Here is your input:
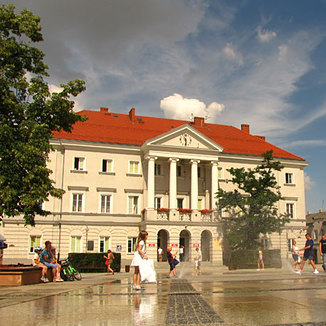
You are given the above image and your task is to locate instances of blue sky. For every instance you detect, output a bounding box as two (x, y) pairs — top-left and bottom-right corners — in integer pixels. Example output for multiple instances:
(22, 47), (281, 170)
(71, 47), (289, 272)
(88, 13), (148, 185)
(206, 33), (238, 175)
(6, 0), (326, 213)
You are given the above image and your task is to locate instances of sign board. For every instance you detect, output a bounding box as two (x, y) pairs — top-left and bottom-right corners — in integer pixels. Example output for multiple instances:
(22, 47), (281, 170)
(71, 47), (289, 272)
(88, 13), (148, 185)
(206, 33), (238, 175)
(171, 243), (178, 247)
(193, 243), (200, 248)
(148, 243), (156, 247)
(116, 245), (122, 251)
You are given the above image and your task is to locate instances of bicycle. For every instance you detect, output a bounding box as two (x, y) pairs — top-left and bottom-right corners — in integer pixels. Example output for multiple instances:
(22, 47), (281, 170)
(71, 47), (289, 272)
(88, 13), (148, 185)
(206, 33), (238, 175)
(60, 258), (82, 281)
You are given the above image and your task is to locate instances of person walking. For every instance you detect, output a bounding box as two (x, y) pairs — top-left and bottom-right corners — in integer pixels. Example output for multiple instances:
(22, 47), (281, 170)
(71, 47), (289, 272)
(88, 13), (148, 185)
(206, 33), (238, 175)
(257, 247), (264, 271)
(131, 231), (156, 290)
(194, 247), (202, 275)
(296, 233), (319, 274)
(157, 247), (163, 262)
(167, 246), (179, 277)
(104, 249), (115, 275)
(291, 240), (301, 271)
(319, 234), (326, 272)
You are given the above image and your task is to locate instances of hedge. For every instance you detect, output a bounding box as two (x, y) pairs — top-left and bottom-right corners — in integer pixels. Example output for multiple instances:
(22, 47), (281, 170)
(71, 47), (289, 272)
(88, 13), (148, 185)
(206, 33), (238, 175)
(68, 253), (121, 273)
(228, 249), (281, 270)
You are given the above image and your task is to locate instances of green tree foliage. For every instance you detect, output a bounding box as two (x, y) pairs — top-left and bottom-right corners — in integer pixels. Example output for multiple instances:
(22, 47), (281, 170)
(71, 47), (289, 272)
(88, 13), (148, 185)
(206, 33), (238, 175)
(0, 5), (86, 225)
(216, 150), (290, 250)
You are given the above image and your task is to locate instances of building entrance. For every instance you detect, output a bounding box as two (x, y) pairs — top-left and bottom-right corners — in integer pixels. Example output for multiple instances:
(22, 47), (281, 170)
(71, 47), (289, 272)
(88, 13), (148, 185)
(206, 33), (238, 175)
(157, 229), (169, 261)
(179, 230), (191, 261)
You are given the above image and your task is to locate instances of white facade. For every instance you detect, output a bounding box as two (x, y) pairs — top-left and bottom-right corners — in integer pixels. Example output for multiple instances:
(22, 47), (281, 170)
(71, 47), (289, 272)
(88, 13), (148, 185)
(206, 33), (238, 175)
(0, 114), (308, 265)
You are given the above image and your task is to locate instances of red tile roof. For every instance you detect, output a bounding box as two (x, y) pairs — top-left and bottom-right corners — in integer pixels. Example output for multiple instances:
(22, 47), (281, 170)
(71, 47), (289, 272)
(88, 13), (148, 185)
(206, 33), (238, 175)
(52, 109), (304, 161)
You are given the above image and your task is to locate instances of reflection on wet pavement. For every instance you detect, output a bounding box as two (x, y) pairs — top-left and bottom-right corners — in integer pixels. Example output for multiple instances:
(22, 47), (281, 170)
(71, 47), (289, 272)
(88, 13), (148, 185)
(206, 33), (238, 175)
(1, 265), (326, 325)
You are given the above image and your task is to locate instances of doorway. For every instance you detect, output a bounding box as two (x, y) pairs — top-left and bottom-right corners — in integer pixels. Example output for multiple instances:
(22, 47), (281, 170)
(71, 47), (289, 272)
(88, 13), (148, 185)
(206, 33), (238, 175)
(157, 229), (169, 261)
(179, 229), (191, 261)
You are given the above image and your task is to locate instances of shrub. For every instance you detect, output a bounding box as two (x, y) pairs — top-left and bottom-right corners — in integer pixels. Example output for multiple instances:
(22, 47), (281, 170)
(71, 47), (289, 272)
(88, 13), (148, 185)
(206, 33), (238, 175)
(68, 253), (121, 273)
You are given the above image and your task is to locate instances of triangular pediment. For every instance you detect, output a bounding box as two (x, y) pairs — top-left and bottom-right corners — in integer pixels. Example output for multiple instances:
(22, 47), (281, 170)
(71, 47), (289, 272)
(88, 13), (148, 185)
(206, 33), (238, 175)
(143, 124), (223, 151)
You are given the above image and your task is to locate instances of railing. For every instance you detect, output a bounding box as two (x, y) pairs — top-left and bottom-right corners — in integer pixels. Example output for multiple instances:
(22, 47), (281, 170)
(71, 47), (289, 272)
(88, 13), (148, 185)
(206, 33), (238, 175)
(179, 213), (191, 221)
(157, 212), (169, 220)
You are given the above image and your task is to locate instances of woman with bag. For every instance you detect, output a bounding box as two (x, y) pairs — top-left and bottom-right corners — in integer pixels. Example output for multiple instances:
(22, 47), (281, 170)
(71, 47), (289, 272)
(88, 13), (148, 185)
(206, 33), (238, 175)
(130, 230), (156, 290)
(104, 249), (115, 275)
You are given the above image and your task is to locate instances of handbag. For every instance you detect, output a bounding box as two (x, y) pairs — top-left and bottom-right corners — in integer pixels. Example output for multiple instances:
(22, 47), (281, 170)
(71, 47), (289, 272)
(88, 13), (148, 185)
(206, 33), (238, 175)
(174, 259), (179, 266)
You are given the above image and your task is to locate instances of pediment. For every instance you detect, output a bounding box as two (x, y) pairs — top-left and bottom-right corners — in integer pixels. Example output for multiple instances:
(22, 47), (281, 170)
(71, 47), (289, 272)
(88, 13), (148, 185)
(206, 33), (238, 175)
(143, 124), (223, 151)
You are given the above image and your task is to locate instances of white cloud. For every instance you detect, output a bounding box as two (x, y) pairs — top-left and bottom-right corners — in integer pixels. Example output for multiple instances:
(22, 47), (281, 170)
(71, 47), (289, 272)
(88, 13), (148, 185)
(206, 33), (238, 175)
(305, 174), (315, 191)
(283, 139), (326, 149)
(160, 93), (224, 121)
(223, 43), (243, 65)
(257, 26), (277, 42)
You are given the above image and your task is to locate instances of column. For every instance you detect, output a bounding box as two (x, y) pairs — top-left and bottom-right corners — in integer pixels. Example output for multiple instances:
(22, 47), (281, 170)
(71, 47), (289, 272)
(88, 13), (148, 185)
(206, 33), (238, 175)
(211, 161), (218, 210)
(191, 160), (200, 210)
(147, 157), (156, 210)
(169, 158), (178, 209)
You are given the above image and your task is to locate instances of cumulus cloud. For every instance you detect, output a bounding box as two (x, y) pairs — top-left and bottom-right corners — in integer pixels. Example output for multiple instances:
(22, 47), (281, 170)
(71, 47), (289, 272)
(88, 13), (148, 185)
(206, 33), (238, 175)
(305, 174), (315, 191)
(257, 26), (277, 42)
(160, 93), (224, 121)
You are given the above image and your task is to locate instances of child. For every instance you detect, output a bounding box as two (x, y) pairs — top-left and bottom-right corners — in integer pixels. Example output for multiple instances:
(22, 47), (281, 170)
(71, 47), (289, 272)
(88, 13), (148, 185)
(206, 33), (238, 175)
(130, 231), (156, 290)
(292, 240), (301, 271)
(194, 247), (202, 275)
(167, 246), (179, 277)
(257, 247), (264, 271)
(296, 233), (319, 274)
(104, 249), (115, 275)
(33, 247), (49, 282)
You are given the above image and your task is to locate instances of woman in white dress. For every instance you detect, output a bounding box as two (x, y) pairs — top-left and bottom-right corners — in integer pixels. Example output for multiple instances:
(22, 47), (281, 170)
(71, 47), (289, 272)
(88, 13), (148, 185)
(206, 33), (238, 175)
(131, 230), (156, 290)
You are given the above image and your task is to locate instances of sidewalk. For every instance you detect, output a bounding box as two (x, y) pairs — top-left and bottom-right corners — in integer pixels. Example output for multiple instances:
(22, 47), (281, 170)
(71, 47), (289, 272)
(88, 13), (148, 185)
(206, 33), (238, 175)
(0, 262), (326, 325)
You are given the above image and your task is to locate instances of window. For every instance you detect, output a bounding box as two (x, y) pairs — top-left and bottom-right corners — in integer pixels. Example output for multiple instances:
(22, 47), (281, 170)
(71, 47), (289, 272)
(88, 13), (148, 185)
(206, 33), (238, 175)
(177, 165), (182, 177)
(30, 236), (41, 253)
(128, 237), (137, 254)
(154, 197), (162, 209)
(128, 196), (139, 214)
(287, 239), (295, 252)
(155, 163), (161, 176)
(177, 198), (183, 209)
(198, 199), (203, 210)
(102, 159), (113, 173)
(99, 237), (110, 253)
(101, 195), (111, 213)
(129, 161), (140, 174)
(218, 167), (223, 179)
(285, 173), (294, 184)
(74, 157), (85, 171)
(286, 203), (294, 218)
(71, 236), (81, 252)
(198, 167), (201, 178)
(72, 193), (83, 212)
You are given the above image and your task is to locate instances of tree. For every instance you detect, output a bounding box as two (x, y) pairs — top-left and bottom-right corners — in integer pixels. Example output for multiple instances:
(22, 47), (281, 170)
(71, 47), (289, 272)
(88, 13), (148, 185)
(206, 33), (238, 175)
(216, 150), (290, 250)
(0, 5), (86, 226)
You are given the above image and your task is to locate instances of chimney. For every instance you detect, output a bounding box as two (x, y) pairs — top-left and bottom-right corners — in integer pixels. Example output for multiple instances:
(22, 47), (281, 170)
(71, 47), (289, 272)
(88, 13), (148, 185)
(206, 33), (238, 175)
(100, 107), (109, 113)
(129, 107), (136, 122)
(255, 135), (266, 141)
(241, 124), (250, 134)
(193, 117), (205, 127)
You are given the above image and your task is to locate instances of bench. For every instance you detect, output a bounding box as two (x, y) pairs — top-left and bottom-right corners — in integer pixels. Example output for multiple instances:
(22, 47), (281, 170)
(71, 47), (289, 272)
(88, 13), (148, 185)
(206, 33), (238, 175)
(0, 265), (54, 286)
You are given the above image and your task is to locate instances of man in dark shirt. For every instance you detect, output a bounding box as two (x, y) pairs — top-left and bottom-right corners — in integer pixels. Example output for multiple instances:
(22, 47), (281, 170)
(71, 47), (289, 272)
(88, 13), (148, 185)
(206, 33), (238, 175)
(296, 233), (319, 274)
(319, 234), (326, 271)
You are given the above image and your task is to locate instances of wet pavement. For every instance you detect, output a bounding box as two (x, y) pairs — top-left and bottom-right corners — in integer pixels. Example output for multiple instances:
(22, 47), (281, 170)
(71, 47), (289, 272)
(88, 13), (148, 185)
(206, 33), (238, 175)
(1, 262), (326, 326)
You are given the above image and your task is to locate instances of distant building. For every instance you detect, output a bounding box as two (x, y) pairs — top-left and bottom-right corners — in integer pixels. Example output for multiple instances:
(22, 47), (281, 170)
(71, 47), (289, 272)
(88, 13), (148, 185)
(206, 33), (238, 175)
(1, 107), (308, 265)
(306, 209), (326, 263)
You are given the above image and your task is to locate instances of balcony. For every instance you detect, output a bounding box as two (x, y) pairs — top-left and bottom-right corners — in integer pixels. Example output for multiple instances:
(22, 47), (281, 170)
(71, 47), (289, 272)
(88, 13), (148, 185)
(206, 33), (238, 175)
(178, 208), (192, 222)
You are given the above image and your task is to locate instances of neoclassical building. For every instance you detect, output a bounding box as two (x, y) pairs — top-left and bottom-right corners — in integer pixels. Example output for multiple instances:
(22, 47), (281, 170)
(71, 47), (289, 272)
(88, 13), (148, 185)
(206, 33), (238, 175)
(1, 107), (308, 265)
